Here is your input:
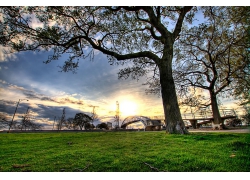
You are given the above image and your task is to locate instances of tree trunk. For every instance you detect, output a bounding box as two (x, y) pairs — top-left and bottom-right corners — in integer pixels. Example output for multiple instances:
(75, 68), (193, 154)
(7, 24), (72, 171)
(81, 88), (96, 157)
(79, 125), (83, 130)
(189, 120), (197, 129)
(209, 90), (225, 129)
(158, 59), (189, 134)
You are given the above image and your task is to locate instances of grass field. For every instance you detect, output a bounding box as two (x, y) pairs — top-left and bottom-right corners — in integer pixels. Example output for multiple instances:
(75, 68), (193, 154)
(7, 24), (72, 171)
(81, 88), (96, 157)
(0, 131), (249, 172)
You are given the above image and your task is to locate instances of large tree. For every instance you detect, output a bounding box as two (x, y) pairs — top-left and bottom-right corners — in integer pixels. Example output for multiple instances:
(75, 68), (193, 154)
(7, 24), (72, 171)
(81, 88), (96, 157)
(174, 6), (249, 127)
(144, 6), (249, 128)
(0, 6), (197, 134)
(232, 6), (250, 106)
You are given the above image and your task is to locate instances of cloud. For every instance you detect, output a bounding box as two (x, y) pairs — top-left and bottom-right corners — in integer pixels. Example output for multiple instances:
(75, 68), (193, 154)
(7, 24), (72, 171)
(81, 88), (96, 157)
(0, 79), (7, 84)
(0, 78), (95, 119)
(8, 81), (87, 106)
(0, 46), (17, 62)
(56, 97), (85, 105)
(9, 84), (30, 92)
(0, 19), (170, 129)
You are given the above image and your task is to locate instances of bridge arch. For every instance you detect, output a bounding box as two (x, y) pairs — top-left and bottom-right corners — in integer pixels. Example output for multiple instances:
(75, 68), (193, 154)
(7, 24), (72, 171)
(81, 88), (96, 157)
(120, 116), (162, 131)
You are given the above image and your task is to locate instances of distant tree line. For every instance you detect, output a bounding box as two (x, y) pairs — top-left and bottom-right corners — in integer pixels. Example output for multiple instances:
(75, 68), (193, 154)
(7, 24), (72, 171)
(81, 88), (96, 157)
(0, 113), (43, 131)
(55, 112), (110, 131)
(0, 109), (112, 131)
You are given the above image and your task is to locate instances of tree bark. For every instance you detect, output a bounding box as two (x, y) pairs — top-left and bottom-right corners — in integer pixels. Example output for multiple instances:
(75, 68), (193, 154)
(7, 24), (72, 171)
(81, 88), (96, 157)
(158, 58), (189, 134)
(189, 120), (197, 129)
(209, 90), (225, 128)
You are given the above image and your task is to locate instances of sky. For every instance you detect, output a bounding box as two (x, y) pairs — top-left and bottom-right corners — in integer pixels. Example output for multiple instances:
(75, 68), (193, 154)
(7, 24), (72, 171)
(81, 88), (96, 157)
(0, 5), (247, 130)
(0, 48), (166, 128)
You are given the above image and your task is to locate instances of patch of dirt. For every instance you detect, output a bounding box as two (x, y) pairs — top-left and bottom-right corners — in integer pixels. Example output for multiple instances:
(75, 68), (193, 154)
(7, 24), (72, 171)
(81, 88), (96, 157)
(12, 164), (30, 168)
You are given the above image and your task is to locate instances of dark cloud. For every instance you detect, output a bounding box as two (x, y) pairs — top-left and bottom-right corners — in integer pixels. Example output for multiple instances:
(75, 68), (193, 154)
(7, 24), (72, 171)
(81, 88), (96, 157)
(23, 91), (40, 100)
(29, 104), (91, 122)
(0, 50), (147, 102)
(6, 83), (58, 103)
(40, 96), (56, 102)
(57, 97), (84, 105)
(0, 99), (30, 119)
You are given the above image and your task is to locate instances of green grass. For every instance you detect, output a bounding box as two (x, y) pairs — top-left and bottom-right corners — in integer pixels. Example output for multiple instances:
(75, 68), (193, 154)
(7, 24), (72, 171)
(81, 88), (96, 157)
(0, 131), (249, 172)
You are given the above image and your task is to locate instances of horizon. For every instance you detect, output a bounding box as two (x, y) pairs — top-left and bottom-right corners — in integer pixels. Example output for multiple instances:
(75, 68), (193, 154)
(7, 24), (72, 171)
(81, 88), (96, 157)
(0, 49), (244, 129)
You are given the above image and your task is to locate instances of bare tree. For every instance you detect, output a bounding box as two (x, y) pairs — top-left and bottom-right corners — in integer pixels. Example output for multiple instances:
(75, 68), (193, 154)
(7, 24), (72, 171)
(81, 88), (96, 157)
(0, 113), (11, 129)
(20, 107), (31, 131)
(64, 117), (76, 130)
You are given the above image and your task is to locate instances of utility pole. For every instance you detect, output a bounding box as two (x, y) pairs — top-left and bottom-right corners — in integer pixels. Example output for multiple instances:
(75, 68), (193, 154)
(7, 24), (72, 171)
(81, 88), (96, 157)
(89, 105), (99, 128)
(89, 105), (99, 118)
(8, 99), (29, 132)
(59, 108), (66, 130)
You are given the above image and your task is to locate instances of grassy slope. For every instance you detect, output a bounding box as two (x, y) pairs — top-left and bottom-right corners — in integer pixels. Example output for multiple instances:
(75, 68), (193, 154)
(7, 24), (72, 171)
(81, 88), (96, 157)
(0, 131), (249, 172)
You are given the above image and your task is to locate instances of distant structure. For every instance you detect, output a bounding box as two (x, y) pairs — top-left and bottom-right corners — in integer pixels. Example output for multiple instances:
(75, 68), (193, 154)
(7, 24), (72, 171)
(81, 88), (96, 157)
(107, 122), (112, 130)
(121, 116), (162, 131)
(57, 108), (66, 130)
(89, 105), (99, 118)
(89, 105), (99, 127)
(114, 101), (120, 129)
(52, 116), (56, 130)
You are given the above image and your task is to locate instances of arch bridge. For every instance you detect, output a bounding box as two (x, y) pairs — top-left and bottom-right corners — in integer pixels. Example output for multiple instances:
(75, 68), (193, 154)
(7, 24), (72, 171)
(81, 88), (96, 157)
(120, 116), (162, 131)
(120, 109), (237, 130)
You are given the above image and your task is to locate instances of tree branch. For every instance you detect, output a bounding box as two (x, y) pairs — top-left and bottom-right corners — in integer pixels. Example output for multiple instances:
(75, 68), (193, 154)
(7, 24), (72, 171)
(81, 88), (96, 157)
(83, 36), (161, 63)
(173, 6), (193, 39)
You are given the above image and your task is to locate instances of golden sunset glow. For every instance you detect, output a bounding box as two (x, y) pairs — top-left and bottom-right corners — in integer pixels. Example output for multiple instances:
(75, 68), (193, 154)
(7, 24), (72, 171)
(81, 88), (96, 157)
(120, 100), (138, 117)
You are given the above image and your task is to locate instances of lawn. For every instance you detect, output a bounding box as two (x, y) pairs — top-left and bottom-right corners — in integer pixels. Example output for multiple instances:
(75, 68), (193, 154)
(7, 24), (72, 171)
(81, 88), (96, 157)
(0, 131), (249, 172)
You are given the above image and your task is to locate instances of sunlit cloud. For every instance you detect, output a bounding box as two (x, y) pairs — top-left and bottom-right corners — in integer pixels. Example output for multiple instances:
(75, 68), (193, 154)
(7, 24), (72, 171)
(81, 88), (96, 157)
(0, 46), (17, 62)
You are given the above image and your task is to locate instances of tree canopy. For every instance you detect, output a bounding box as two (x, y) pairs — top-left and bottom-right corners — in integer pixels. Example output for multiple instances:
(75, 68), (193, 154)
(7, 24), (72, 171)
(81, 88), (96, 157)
(4, 6), (242, 134)
(174, 6), (249, 125)
(73, 113), (93, 130)
(142, 6), (249, 126)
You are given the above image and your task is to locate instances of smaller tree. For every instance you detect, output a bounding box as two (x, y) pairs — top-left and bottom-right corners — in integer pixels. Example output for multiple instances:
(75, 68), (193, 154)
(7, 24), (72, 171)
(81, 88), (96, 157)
(63, 117), (75, 130)
(17, 110), (43, 130)
(20, 107), (31, 131)
(0, 113), (11, 130)
(84, 122), (95, 130)
(173, 6), (249, 128)
(241, 105), (250, 126)
(96, 123), (109, 130)
(28, 120), (43, 130)
(73, 113), (93, 130)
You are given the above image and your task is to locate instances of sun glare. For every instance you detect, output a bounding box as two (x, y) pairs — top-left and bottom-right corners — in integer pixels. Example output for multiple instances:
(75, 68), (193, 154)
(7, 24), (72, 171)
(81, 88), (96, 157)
(120, 101), (138, 116)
